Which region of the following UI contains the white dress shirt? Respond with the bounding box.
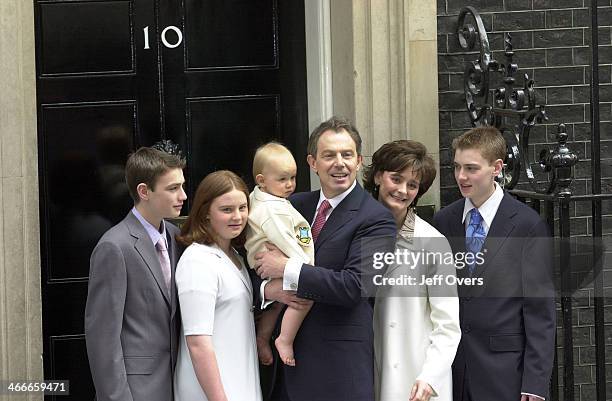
[461,182,504,235]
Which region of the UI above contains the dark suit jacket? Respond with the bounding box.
[433,193,555,401]
[267,183,396,401]
[85,211,181,401]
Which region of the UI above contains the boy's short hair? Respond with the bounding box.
[252,142,294,180]
[308,116,362,157]
[452,126,507,164]
[125,147,186,203]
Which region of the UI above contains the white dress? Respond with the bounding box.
[174,243,262,401]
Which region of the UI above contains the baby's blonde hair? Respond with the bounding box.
[252,142,294,180]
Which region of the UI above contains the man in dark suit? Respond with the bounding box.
[433,127,555,401]
[255,117,396,401]
[85,147,187,401]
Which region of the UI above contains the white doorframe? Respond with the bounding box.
[304,0,333,190]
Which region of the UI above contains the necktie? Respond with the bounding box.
[465,209,486,275]
[311,200,331,243]
[156,237,172,291]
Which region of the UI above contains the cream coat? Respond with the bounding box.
[374,215,461,401]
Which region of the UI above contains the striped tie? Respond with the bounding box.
[311,200,331,243]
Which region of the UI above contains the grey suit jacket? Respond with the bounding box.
[85,211,181,401]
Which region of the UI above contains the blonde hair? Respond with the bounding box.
[252,142,294,180]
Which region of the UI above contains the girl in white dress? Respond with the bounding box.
[174,170,262,401]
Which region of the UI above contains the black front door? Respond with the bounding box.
[34,1,308,399]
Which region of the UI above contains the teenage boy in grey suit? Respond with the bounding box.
[433,127,555,401]
[85,147,187,401]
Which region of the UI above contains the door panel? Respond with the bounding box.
[41,101,136,281]
[185,0,278,69]
[187,95,280,191]
[35,1,308,400]
[39,1,134,75]
[48,335,91,400]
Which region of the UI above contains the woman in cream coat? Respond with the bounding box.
[364,140,461,401]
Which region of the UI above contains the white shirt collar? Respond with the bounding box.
[461,182,504,231]
[131,207,166,245]
[315,180,357,218]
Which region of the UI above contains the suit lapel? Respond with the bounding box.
[126,213,171,308]
[236,262,254,297]
[450,202,467,242]
[447,203,472,296]
[167,229,179,319]
[294,191,319,223]
[314,185,363,250]
[213,245,253,296]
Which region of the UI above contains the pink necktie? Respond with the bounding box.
[156,237,171,291]
[311,200,331,243]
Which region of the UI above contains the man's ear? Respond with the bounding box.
[492,158,504,177]
[356,154,363,171]
[255,174,265,187]
[136,183,149,202]
[307,154,317,172]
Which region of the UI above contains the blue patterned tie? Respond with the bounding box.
[465,209,486,275]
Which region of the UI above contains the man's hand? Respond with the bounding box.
[254,242,289,280]
[263,279,312,310]
[409,380,434,401]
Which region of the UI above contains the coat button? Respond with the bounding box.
[463,324,471,333]
[290,283,297,290]
[389,322,396,328]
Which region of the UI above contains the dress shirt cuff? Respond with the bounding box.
[522,392,545,400]
[259,279,274,309]
[282,257,302,291]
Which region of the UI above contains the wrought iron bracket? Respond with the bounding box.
[457,7,578,194]
[152,139,184,159]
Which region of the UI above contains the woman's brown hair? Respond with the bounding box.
[362,140,436,208]
[177,170,250,247]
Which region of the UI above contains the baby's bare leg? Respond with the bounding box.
[256,303,282,366]
[275,303,313,366]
